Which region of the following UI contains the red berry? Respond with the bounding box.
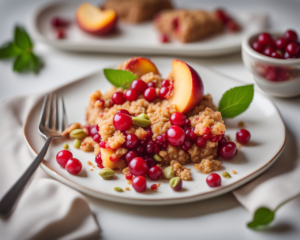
[151,184,158,190]
[146,143,154,154]
[219,135,227,147]
[203,127,210,134]
[145,157,156,168]
[146,129,153,139]
[112,92,126,105]
[95,153,102,164]
[65,158,82,175]
[132,176,147,192]
[147,82,156,88]
[153,144,160,153]
[215,8,231,24]
[251,41,264,53]
[286,43,299,56]
[144,87,156,102]
[160,34,169,43]
[97,163,104,169]
[136,146,144,154]
[189,129,198,142]
[125,133,139,149]
[270,52,282,59]
[89,124,99,137]
[125,89,139,102]
[219,142,237,159]
[117,109,130,115]
[93,133,101,143]
[56,150,73,168]
[184,119,191,128]
[131,79,148,94]
[51,17,69,28]
[206,173,221,187]
[196,137,206,148]
[265,66,278,81]
[263,47,275,56]
[283,51,294,59]
[203,133,212,140]
[162,142,168,149]
[113,112,133,131]
[125,173,133,180]
[170,112,186,127]
[210,135,222,142]
[128,157,149,176]
[226,20,240,32]
[148,166,162,180]
[236,129,251,144]
[99,141,106,148]
[56,29,65,39]
[275,38,288,50]
[159,86,170,99]
[284,30,298,43]
[181,139,192,151]
[125,150,138,164]
[167,126,185,146]
[258,32,272,45]
[162,80,171,87]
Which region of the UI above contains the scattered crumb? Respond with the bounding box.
[87,161,93,166]
[157,183,161,187]
[226,135,232,141]
[238,121,245,127]
[122,167,129,175]
[195,186,198,188]
[127,180,132,185]
[193,158,222,174]
[235,142,242,149]
[232,169,237,174]
[93,165,96,168]
[125,187,130,191]
[90,169,94,171]
[170,160,192,180]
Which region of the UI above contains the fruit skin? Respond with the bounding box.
[167,126,185,146]
[236,129,251,144]
[143,87,156,102]
[132,176,147,192]
[65,158,82,175]
[113,112,133,131]
[170,112,186,127]
[76,3,117,35]
[148,166,162,180]
[101,148,117,169]
[128,157,149,176]
[56,150,73,168]
[219,142,237,159]
[206,173,221,187]
[121,57,159,78]
[169,59,204,114]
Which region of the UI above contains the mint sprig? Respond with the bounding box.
[103,69,138,89]
[247,207,275,229]
[0,26,43,73]
[218,85,254,118]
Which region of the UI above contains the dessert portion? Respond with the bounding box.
[102,0,173,23]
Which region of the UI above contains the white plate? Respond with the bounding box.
[23,57,285,205]
[30,0,267,57]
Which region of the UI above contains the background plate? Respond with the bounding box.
[30,0,267,57]
[24,57,285,205]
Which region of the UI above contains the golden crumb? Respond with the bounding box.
[125,187,130,191]
[238,121,245,127]
[80,136,96,152]
[90,169,94,171]
[170,160,192,180]
[235,142,242,149]
[157,183,161,187]
[127,180,132,185]
[122,167,129,174]
[87,161,93,166]
[193,158,222,174]
[232,170,237,174]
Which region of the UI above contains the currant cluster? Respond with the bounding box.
[215,8,240,32]
[50,16,70,39]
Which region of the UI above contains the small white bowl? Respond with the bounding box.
[242,32,300,97]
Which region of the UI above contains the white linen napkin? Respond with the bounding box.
[0,94,100,240]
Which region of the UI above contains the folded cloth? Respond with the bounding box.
[0,95,100,240]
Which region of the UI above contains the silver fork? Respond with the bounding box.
[0,93,67,216]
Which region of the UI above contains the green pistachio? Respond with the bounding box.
[70,129,87,139]
[114,187,123,192]
[63,143,69,150]
[163,166,174,179]
[99,168,115,180]
[137,113,150,120]
[73,139,81,149]
[132,117,151,128]
[222,171,231,179]
[169,177,181,188]
[153,153,162,162]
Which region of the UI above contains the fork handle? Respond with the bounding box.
[0,137,53,216]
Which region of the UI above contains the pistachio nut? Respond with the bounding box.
[114,187,123,192]
[163,166,174,179]
[153,153,162,162]
[70,129,87,139]
[169,177,181,188]
[99,168,115,180]
[63,143,69,150]
[73,139,81,149]
[132,117,151,128]
[137,113,150,120]
[222,171,231,179]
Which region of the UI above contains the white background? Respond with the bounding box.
[0,0,300,239]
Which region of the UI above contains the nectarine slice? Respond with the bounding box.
[76,3,117,35]
[169,59,204,114]
[101,148,117,169]
[121,57,160,77]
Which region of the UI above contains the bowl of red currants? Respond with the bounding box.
[242,29,300,97]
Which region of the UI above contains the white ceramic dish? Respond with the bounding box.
[242,32,300,97]
[24,58,285,205]
[30,0,267,57]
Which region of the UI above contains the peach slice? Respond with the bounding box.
[169,59,204,114]
[76,3,117,35]
[121,57,160,77]
[100,148,117,169]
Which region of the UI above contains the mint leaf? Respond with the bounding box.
[0,42,22,59]
[247,207,275,229]
[103,69,138,89]
[14,26,33,51]
[218,85,254,118]
[28,53,43,73]
[13,53,32,72]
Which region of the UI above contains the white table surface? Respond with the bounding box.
[0,0,300,239]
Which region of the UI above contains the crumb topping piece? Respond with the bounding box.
[170,160,192,181]
[193,157,222,174]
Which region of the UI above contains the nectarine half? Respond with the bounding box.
[121,57,160,77]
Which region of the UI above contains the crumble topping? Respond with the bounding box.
[170,160,192,181]
[193,157,222,174]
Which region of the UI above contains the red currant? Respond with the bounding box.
[132,176,147,192]
[125,173,133,180]
[56,150,73,168]
[147,82,156,88]
[131,79,147,94]
[184,119,191,128]
[263,47,275,56]
[95,153,102,164]
[112,92,126,105]
[236,129,251,144]
[219,142,237,159]
[167,126,185,146]
[162,80,171,87]
[151,184,158,190]
[219,135,227,147]
[258,32,272,45]
[286,43,299,56]
[196,137,206,148]
[160,34,169,43]
[125,151,138,164]
[145,157,156,168]
[113,112,133,131]
[270,52,282,59]
[144,87,156,102]
[117,109,130,115]
[65,158,82,174]
[89,124,99,137]
[125,133,139,149]
[181,139,192,151]
[128,157,149,176]
[284,30,298,43]
[148,166,162,180]
[206,173,221,187]
[170,112,186,127]
[159,87,170,99]
[215,8,231,24]
[125,89,139,101]
[275,38,288,50]
[251,41,264,53]
[93,133,101,143]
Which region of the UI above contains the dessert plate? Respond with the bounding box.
[23,58,285,205]
[30,0,268,57]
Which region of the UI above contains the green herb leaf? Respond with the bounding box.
[218,84,254,118]
[13,53,32,72]
[28,53,43,73]
[0,42,22,59]
[103,69,138,89]
[14,26,33,51]
[247,207,275,229]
